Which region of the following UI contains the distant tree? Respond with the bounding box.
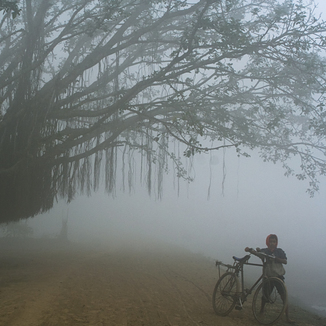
[1,221,33,238]
[58,217,69,242]
[1,0,326,223]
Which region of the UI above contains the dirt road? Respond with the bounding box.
[0,239,324,326]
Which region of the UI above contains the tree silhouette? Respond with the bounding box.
[1,0,326,223]
[0,0,20,18]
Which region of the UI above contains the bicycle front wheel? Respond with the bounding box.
[212,272,239,316]
[252,277,287,325]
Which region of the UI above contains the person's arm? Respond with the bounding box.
[244,247,261,253]
[275,257,287,264]
[245,247,287,264]
[275,249,288,264]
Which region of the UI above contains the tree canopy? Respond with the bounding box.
[0,0,20,18]
[1,0,326,223]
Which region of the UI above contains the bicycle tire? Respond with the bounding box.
[212,272,239,316]
[252,277,287,325]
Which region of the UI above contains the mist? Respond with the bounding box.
[26,148,326,314]
[2,0,325,319]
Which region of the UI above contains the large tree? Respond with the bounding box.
[1,0,326,223]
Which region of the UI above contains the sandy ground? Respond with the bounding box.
[0,238,325,326]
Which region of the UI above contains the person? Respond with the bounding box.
[245,234,294,324]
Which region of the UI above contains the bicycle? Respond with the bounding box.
[212,249,288,325]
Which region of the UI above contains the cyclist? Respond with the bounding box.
[245,234,294,324]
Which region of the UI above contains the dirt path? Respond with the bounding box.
[0,239,324,326]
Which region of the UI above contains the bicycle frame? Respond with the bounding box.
[238,259,263,306]
[215,252,271,306]
[213,251,288,324]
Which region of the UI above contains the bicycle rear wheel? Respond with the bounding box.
[212,272,239,316]
[252,277,287,325]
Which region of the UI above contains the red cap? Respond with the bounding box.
[266,234,278,251]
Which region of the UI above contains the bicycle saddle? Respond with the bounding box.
[232,255,250,263]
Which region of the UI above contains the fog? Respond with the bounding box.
[10,0,326,318]
[26,148,326,314]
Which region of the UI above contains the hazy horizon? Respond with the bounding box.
[21,146,326,313]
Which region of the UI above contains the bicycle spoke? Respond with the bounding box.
[212,272,239,316]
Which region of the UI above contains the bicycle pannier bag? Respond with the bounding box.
[265,261,285,277]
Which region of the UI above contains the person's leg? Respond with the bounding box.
[260,280,273,313]
[284,304,295,323]
[276,279,295,324]
[260,298,266,314]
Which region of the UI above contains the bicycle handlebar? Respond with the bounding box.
[248,249,275,260]
[215,250,274,271]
